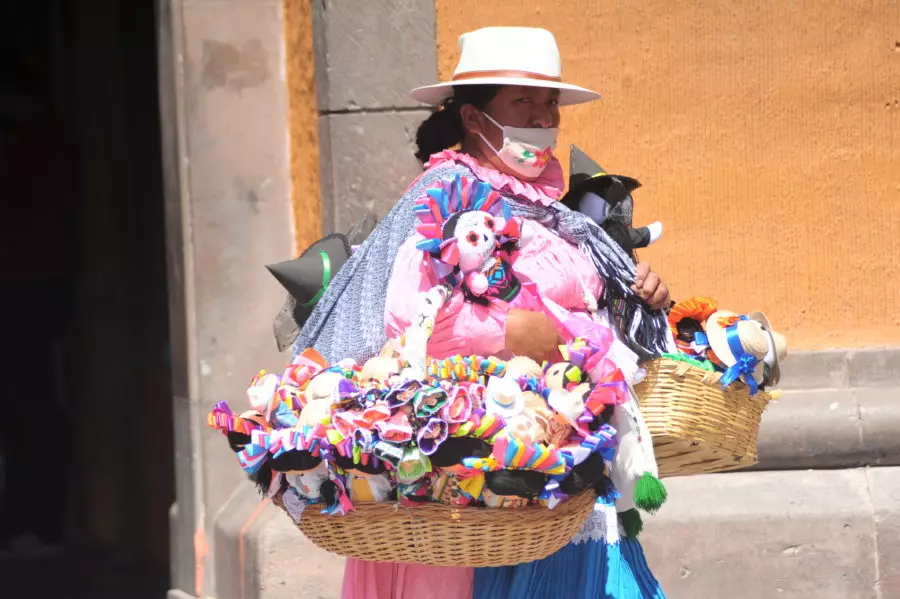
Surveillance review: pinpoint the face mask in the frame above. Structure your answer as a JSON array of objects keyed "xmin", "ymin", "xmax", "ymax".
[{"xmin": 478, "ymin": 112, "xmax": 558, "ymax": 179}]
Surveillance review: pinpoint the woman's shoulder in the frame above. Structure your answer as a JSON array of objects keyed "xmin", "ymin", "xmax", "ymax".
[{"xmin": 401, "ymin": 160, "xmax": 474, "ymax": 202}]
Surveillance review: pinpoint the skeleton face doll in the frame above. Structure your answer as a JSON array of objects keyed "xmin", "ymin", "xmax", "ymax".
[{"xmin": 414, "ymin": 175, "xmax": 526, "ymax": 304}]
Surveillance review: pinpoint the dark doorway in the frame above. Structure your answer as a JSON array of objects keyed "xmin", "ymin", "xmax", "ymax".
[{"xmin": 0, "ymin": 1, "xmax": 173, "ymax": 597}]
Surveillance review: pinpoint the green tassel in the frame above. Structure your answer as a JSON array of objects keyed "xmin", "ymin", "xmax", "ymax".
[
  {"xmin": 633, "ymin": 472, "xmax": 667, "ymax": 514},
  {"xmin": 619, "ymin": 508, "xmax": 644, "ymax": 538}
]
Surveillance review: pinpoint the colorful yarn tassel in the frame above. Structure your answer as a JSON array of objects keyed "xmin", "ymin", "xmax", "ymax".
[{"xmin": 633, "ymin": 472, "xmax": 667, "ymax": 514}]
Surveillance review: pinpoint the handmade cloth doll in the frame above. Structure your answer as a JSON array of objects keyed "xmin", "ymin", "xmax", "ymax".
[
  {"xmin": 705, "ymin": 309, "xmax": 788, "ymax": 392},
  {"xmin": 667, "ymin": 296, "xmax": 719, "ymax": 358},
  {"xmin": 541, "ymin": 340, "xmax": 667, "ymax": 535},
  {"xmin": 333, "ymin": 454, "xmax": 395, "ymax": 504},
  {"xmin": 269, "ymin": 215, "xmax": 378, "ymax": 351},
  {"xmin": 209, "ymin": 403, "xmax": 275, "ymax": 495},
  {"xmin": 559, "ymin": 145, "xmax": 662, "ymax": 261},
  {"xmin": 485, "ymin": 356, "xmax": 551, "ymax": 444},
  {"xmin": 414, "ymin": 174, "xmax": 530, "ymax": 305},
  {"xmin": 411, "ymin": 173, "xmax": 626, "ymax": 365},
  {"xmin": 430, "ymin": 436, "xmax": 492, "ymax": 506}
]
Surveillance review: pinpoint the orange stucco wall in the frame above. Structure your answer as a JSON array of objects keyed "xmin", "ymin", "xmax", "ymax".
[
  {"xmin": 435, "ymin": 1, "xmax": 900, "ymax": 350},
  {"xmin": 283, "ymin": 0, "xmax": 322, "ymax": 255}
]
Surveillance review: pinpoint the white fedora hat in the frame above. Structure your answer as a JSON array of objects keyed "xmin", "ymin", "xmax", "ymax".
[{"xmin": 410, "ymin": 27, "xmax": 601, "ymax": 107}]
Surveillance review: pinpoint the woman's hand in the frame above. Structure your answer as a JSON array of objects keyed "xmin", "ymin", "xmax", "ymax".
[
  {"xmin": 632, "ymin": 262, "xmax": 670, "ymax": 310},
  {"xmin": 505, "ymin": 309, "xmax": 564, "ymax": 363}
]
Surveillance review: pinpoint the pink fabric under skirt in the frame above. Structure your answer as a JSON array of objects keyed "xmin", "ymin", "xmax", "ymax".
[{"xmin": 342, "ymin": 558, "xmax": 473, "ymax": 599}]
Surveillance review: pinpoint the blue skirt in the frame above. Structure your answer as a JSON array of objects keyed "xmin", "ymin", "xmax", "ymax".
[{"xmin": 473, "ymin": 507, "xmax": 666, "ymax": 599}]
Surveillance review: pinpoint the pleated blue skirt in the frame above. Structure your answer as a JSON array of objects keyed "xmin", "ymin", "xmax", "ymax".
[{"xmin": 473, "ymin": 519, "xmax": 666, "ymax": 599}]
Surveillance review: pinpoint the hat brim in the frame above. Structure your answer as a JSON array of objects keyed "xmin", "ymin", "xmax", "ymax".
[
  {"xmin": 705, "ymin": 311, "xmax": 741, "ymax": 368},
  {"xmin": 707, "ymin": 311, "xmax": 770, "ymax": 386},
  {"xmin": 559, "ymin": 174, "xmax": 642, "ymax": 212},
  {"xmin": 410, "ymin": 78, "xmax": 601, "ymax": 107},
  {"xmin": 748, "ymin": 311, "xmax": 782, "ymax": 386}
]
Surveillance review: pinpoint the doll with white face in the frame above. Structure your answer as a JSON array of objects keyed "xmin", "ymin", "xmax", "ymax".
[
  {"xmin": 442, "ymin": 208, "xmax": 525, "ymax": 302},
  {"xmin": 415, "ymin": 175, "xmax": 529, "ymax": 305}
]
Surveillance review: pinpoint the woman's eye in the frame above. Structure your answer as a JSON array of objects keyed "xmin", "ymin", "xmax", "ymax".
[
  {"xmin": 515, "ymin": 97, "xmax": 532, "ymax": 104},
  {"xmin": 467, "ymin": 232, "xmax": 479, "ymax": 244},
  {"xmin": 548, "ymin": 98, "xmax": 559, "ymax": 107},
  {"xmin": 485, "ymin": 218, "xmax": 495, "ymax": 230}
]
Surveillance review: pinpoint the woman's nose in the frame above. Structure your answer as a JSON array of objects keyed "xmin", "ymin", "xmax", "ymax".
[{"xmin": 531, "ymin": 107, "xmax": 553, "ymax": 128}]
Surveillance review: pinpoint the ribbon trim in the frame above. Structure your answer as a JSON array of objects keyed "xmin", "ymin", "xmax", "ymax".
[{"xmin": 299, "ymin": 251, "xmax": 332, "ymax": 308}]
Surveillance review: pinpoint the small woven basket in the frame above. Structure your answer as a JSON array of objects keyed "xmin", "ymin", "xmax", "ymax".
[
  {"xmin": 275, "ymin": 489, "xmax": 597, "ymax": 567},
  {"xmin": 635, "ymin": 357, "xmax": 772, "ymax": 478}
]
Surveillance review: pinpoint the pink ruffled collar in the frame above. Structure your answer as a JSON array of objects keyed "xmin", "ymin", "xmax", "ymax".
[{"xmin": 426, "ymin": 149, "xmax": 565, "ymax": 207}]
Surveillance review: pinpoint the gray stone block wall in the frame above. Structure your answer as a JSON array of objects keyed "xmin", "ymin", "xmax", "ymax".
[
  {"xmin": 159, "ymin": 0, "xmax": 297, "ymax": 597},
  {"xmin": 325, "ymin": 111, "xmax": 431, "ymax": 233},
  {"xmin": 313, "ymin": 0, "xmax": 435, "ymax": 234}
]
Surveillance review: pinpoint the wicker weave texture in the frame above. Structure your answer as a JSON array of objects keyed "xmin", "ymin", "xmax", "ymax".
[
  {"xmin": 277, "ymin": 490, "xmax": 597, "ymax": 567},
  {"xmin": 635, "ymin": 358, "xmax": 772, "ymax": 478}
]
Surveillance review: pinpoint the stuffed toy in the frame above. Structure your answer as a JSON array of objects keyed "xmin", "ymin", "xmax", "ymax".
[
  {"xmin": 297, "ymin": 364, "xmax": 354, "ymax": 428},
  {"xmin": 704, "ymin": 310, "xmax": 788, "ymax": 392},
  {"xmin": 394, "ymin": 446, "xmax": 434, "ymax": 505},
  {"xmin": 501, "ymin": 356, "xmax": 555, "ymax": 444},
  {"xmin": 549, "ymin": 340, "xmax": 665, "ymax": 532},
  {"xmin": 357, "ymin": 356, "xmax": 404, "ymax": 387},
  {"xmin": 668, "ymin": 296, "xmax": 719, "ymax": 358},
  {"xmin": 219, "ymin": 410, "xmax": 274, "ymax": 496},
  {"xmin": 608, "ymin": 389, "xmax": 667, "ymax": 532},
  {"xmin": 333, "ymin": 453, "xmax": 394, "ymax": 503},
  {"xmin": 270, "ymin": 450, "xmax": 334, "ymax": 503},
  {"xmin": 268, "ymin": 214, "xmax": 377, "ymax": 351},
  {"xmin": 414, "ymin": 174, "xmax": 529, "ymax": 304},
  {"xmin": 558, "ymin": 145, "xmax": 661, "ymax": 261},
  {"xmin": 430, "ymin": 437, "xmax": 492, "ymax": 506}
]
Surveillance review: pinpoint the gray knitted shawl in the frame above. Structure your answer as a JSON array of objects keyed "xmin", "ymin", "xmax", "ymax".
[{"xmin": 293, "ymin": 162, "xmax": 668, "ymax": 363}]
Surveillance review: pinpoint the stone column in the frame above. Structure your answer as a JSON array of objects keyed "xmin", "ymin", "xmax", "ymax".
[
  {"xmin": 313, "ymin": 0, "xmax": 436, "ymax": 234},
  {"xmin": 158, "ymin": 0, "xmax": 296, "ymax": 597},
  {"xmin": 161, "ymin": 1, "xmax": 441, "ymax": 598}
]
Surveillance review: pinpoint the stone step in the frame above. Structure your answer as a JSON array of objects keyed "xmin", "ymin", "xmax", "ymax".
[
  {"xmin": 642, "ymin": 466, "xmax": 899, "ymax": 599},
  {"xmin": 213, "ymin": 466, "xmax": 900, "ymax": 599},
  {"xmin": 751, "ymin": 387, "xmax": 900, "ymax": 470}
]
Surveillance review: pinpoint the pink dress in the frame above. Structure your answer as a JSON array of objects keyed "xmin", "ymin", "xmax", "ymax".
[{"xmin": 341, "ymin": 152, "xmax": 603, "ymax": 599}]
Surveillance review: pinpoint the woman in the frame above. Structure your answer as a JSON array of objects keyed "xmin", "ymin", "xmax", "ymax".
[{"xmin": 296, "ymin": 27, "xmax": 670, "ymax": 598}]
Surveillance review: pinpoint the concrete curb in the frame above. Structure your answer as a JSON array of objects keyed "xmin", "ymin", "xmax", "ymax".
[
  {"xmin": 780, "ymin": 348, "xmax": 900, "ymax": 391},
  {"xmin": 751, "ymin": 387, "xmax": 900, "ymax": 471}
]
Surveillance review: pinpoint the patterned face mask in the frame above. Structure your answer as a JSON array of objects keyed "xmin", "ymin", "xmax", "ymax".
[{"xmin": 478, "ymin": 112, "xmax": 558, "ymax": 180}]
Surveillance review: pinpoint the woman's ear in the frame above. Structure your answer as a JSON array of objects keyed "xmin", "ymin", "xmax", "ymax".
[{"xmin": 459, "ymin": 103, "xmax": 485, "ymax": 136}]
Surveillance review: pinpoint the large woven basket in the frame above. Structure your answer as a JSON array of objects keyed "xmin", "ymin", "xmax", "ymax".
[
  {"xmin": 635, "ymin": 358, "xmax": 773, "ymax": 478},
  {"xmin": 275, "ymin": 489, "xmax": 597, "ymax": 567}
]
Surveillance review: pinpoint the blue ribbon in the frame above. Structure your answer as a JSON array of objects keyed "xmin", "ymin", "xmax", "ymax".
[
  {"xmin": 693, "ymin": 331, "xmax": 709, "ymax": 346},
  {"xmin": 719, "ymin": 318, "xmax": 760, "ymax": 395}
]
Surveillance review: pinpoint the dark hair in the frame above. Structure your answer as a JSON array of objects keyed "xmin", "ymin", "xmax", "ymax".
[
  {"xmin": 415, "ymin": 85, "xmax": 502, "ymax": 164},
  {"xmin": 270, "ymin": 450, "xmax": 322, "ymax": 472}
]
